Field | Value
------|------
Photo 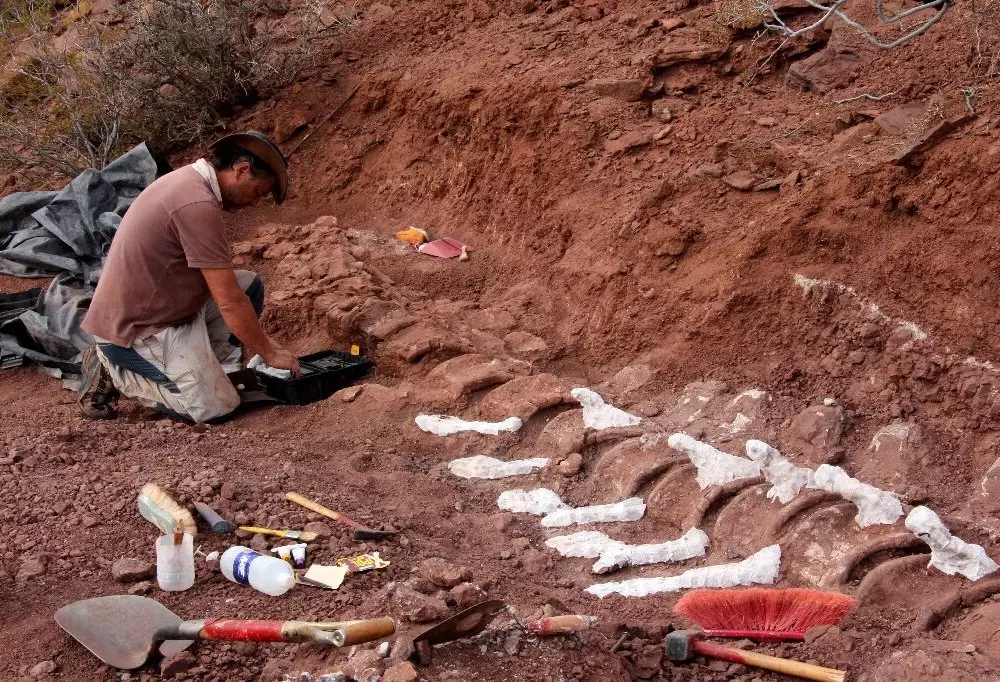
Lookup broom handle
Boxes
[693,640,845,682]
[703,628,805,642]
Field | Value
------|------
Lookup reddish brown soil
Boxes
[5,0,1000,680]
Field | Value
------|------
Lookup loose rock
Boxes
[393,583,451,622]
[112,557,155,583]
[723,171,756,191]
[388,636,416,665]
[383,661,419,682]
[128,580,153,595]
[303,521,333,537]
[450,581,488,608]
[160,651,196,679]
[29,661,57,678]
[557,453,583,477]
[418,557,473,587]
[16,558,45,581]
[342,649,384,682]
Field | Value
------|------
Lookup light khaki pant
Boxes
[95,271,258,423]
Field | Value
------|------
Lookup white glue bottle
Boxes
[156,531,195,591]
[220,545,296,596]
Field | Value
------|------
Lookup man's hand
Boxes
[264,346,302,377]
[201,268,298,374]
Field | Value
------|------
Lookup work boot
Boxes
[77,346,119,420]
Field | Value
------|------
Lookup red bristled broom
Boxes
[673,588,856,643]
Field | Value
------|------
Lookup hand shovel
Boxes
[412,600,507,664]
[55,595,394,669]
[285,492,396,541]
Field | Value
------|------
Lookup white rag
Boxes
[192,158,223,203]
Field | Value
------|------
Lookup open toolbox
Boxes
[0,288,44,324]
[252,349,373,405]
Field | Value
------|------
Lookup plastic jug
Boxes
[156,532,195,591]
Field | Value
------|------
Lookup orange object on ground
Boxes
[395,227,429,245]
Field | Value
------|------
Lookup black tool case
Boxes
[0,288,43,324]
[253,350,373,405]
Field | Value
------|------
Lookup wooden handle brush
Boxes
[137,484,197,538]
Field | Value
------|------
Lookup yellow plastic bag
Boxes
[395,226,429,245]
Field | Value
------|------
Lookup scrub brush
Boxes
[137,483,197,536]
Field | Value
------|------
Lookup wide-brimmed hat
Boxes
[209,130,288,204]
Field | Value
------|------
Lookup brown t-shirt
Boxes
[82,166,232,346]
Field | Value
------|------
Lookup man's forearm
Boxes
[217,295,276,358]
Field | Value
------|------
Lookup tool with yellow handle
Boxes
[285,492,396,541]
[665,630,846,682]
[238,526,319,542]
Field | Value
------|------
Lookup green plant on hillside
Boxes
[0,0,336,178]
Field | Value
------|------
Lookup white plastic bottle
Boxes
[220,545,296,596]
[156,533,195,591]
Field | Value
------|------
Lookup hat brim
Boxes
[209,132,288,204]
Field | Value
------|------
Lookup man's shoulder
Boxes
[145,166,218,215]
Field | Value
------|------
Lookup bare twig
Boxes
[961,87,977,115]
[833,90,899,104]
[743,36,791,86]
[758,0,951,50]
[286,81,364,157]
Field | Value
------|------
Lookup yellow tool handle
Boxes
[696,640,845,682]
[239,526,287,538]
[740,650,845,682]
[285,492,346,523]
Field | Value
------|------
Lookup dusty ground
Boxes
[5,0,1000,680]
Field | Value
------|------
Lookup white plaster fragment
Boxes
[541,497,646,528]
[591,528,710,574]
[667,433,761,489]
[745,440,815,504]
[545,531,617,558]
[586,545,782,598]
[809,464,904,527]
[415,414,523,436]
[571,387,642,430]
[449,455,549,479]
[905,506,999,581]
[545,528,710,574]
[497,488,569,516]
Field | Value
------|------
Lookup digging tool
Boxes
[193,502,235,533]
[292,618,396,646]
[664,630,846,682]
[285,492,396,541]
[239,526,319,542]
[412,600,507,664]
[55,595,353,670]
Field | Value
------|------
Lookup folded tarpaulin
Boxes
[0,142,169,372]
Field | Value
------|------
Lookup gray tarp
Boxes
[0,143,162,372]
